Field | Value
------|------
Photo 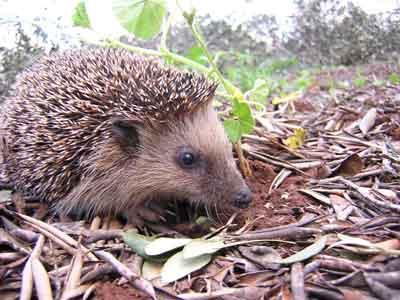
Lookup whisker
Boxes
[205,203,216,224]
[213,201,222,224]
[194,198,201,219]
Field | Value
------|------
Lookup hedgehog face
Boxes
[116,103,253,215]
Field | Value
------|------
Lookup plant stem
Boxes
[105,38,210,74]
[161,48,210,73]
[235,139,253,178]
[160,10,174,51]
[183,22,244,101]
[106,38,162,57]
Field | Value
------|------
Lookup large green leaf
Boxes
[223,101,255,143]
[232,101,255,135]
[112,0,166,40]
[122,231,167,262]
[145,237,192,256]
[161,251,211,284]
[185,45,208,65]
[182,238,225,259]
[72,0,91,28]
[142,261,163,280]
[224,119,241,143]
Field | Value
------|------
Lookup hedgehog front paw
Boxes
[126,203,166,228]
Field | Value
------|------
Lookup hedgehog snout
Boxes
[232,185,253,209]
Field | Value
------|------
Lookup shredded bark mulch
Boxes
[1,62,400,300]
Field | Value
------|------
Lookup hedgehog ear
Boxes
[111,119,142,151]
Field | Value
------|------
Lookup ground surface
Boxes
[1,62,400,300]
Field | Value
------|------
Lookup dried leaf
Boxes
[332,234,374,248]
[359,108,377,135]
[330,235,400,255]
[299,189,331,205]
[61,284,92,300]
[374,239,400,251]
[334,154,363,176]
[0,190,12,203]
[31,258,53,300]
[269,169,292,192]
[21,235,45,300]
[330,195,353,221]
[177,287,265,299]
[376,189,398,200]
[279,236,327,264]
[239,245,282,268]
[283,128,306,150]
[20,257,33,300]
[61,250,83,299]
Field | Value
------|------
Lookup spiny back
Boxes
[16,47,218,123]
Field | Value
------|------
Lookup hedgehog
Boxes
[0,48,252,224]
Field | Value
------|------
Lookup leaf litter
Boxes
[1,63,400,299]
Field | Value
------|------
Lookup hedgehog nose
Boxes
[233,186,253,209]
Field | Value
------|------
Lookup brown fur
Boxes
[0,48,249,220]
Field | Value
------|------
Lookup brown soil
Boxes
[95,282,152,300]
[390,126,400,140]
[94,159,313,300]
[240,160,312,229]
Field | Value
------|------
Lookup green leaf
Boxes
[253,78,269,91]
[223,101,255,143]
[112,0,167,40]
[185,46,208,66]
[182,238,225,259]
[278,236,327,264]
[247,79,270,105]
[373,79,385,87]
[223,119,241,143]
[353,73,367,88]
[142,260,163,280]
[123,231,153,257]
[122,231,166,262]
[72,0,90,28]
[272,91,301,105]
[232,101,255,134]
[295,71,313,91]
[389,73,400,85]
[182,9,196,26]
[145,237,192,256]
[161,251,211,284]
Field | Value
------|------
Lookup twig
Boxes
[94,250,156,299]
[291,263,306,300]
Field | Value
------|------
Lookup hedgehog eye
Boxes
[177,147,198,169]
[182,152,194,166]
